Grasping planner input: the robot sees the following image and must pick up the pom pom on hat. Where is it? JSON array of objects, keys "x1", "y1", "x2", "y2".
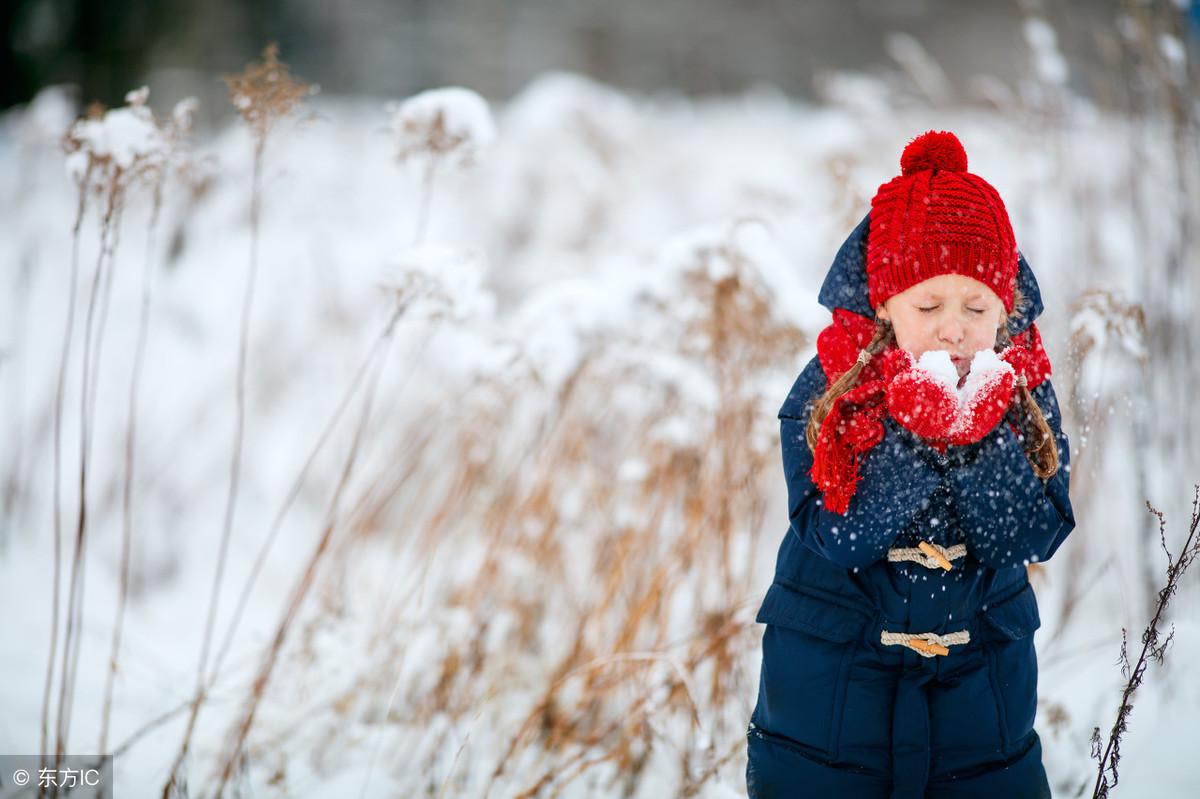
[{"x1": 900, "y1": 130, "x2": 968, "y2": 176}]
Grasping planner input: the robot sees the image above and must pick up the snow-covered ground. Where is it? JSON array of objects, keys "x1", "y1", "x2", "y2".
[{"x1": 2, "y1": 70, "x2": 1198, "y2": 797}]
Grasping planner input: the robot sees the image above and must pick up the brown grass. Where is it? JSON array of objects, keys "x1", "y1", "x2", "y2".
[{"x1": 240, "y1": 220, "x2": 812, "y2": 796}]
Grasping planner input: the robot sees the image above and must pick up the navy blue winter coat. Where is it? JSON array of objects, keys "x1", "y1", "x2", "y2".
[{"x1": 746, "y1": 214, "x2": 1076, "y2": 799}]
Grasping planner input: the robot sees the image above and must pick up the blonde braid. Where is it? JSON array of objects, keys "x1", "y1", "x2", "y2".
[
  {"x1": 996, "y1": 289, "x2": 1059, "y2": 479},
  {"x1": 805, "y1": 319, "x2": 896, "y2": 452}
]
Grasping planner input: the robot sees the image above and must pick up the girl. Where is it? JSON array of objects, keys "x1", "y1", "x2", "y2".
[{"x1": 745, "y1": 131, "x2": 1075, "y2": 799}]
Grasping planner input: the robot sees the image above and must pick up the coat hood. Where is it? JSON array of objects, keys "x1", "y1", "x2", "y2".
[{"x1": 817, "y1": 213, "x2": 1044, "y2": 335}]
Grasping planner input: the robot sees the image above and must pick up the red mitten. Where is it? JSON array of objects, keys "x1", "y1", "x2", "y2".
[
  {"x1": 946, "y1": 348, "x2": 1018, "y2": 445},
  {"x1": 885, "y1": 350, "x2": 959, "y2": 441}
]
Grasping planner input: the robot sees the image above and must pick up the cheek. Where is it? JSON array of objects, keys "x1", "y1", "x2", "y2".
[
  {"x1": 967, "y1": 321, "x2": 999, "y2": 351},
  {"x1": 892, "y1": 320, "x2": 935, "y2": 356}
]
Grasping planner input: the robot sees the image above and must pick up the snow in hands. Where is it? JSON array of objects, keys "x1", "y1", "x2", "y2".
[{"x1": 892, "y1": 348, "x2": 1017, "y2": 443}]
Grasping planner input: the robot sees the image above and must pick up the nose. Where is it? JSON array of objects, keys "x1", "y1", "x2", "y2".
[{"x1": 937, "y1": 319, "x2": 965, "y2": 346}]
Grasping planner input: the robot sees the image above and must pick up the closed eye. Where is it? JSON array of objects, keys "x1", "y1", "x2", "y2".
[{"x1": 918, "y1": 305, "x2": 986, "y2": 314}]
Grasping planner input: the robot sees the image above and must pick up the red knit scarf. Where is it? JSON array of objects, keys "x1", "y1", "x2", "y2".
[{"x1": 809, "y1": 308, "x2": 1052, "y2": 515}]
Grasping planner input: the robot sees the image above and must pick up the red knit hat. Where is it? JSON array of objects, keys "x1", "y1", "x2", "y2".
[{"x1": 866, "y1": 130, "x2": 1019, "y2": 314}]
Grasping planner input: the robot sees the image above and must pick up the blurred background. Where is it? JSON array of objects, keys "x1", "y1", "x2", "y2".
[
  {"x1": 5, "y1": 0, "x2": 1200, "y2": 115},
  {"x1": 3, "y1": 1, "x2": 1200, "y2": 797}
]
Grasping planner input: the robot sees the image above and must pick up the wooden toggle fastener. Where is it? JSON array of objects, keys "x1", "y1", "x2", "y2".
[
  {"x1": 904, "y1": 637, "x2": 950, "y2": 656},
  {"x1": 918, "y1": 540, "x2": 954, "y2": 571}
]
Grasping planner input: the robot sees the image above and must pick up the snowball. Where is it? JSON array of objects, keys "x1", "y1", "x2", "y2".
[
  {"x1": 914, "y1": 349, "x2": 959, "y2": 394},
  {"x1": 959, "y1": 348, "x2": 1013, "y2": 404},
  {"x1": 951, "y1": 349, "x2": 1015, "y2": 435}
]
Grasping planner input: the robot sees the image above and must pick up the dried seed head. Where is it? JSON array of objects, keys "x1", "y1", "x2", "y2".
[{"x1": 222, "y1": 42, "x2": 313, "y2": 146}]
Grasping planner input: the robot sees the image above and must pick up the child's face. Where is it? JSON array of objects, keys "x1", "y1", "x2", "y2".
[{"x1": 875, "y1": 274, "x2": 1007, "y2": 380}]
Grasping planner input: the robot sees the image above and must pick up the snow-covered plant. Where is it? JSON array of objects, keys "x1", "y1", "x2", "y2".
[
  {"x1": 45, "y1": 85, "x2": 198, "y2": 782},
  {"x1": 63, "y1": 88, "x2": 164, "y2": 197},
  {"x1": 205, "y1": 183, "x2": 499, "y2": 799},
  {"x1": 205, "y1": 256, "x2": 502, "y2": 798},
  {"x1": 387, "y1": 243, "x2": 495, "y2": 324},
  {"x1": 387, "y1": 86, "x2": 495, "y2": 171},
  {"x1": 1068, "y1": 288, "x2": 1147, "y2": 416},
  {"x1": 386, "y1": 86, "x2": 496, "y2": 243},
  {"x1": 71, "y1": 86, "x2": 194, "y2": 197},
  {"x1": 61, "y1": 86, "x2": 196, "y2": 198}
]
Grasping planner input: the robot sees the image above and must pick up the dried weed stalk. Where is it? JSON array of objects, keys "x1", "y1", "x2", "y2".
[
  {"x1": 164, "y1": 43, "x2": 310, "y2": 799},
  {"x1": 39, "y1": 131, "x2": 91, "y2": 799},
  {"x1": 46, "y1": 86, "x2": 179, "y2": 797},
  {"x1": 1090, "y1": 485, "x2": 1200, "y2": 798},
  {"x1": 100, "y1": 92, "x2": 197, "y2": 760},
  {"x1": 207, "y1": 281, "x2": 432, "y2": 798},
  {"x1": 56, "y1": 111, "x2": 130, "y2": 786}
]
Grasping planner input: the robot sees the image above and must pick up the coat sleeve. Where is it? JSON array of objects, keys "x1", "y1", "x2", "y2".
[
  {"x1": 945, "y1": 378, "x2": 1076, "y2": 570},
  {"x1": 779, "y1": 358, "x2": 944, "y2": 570}
]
